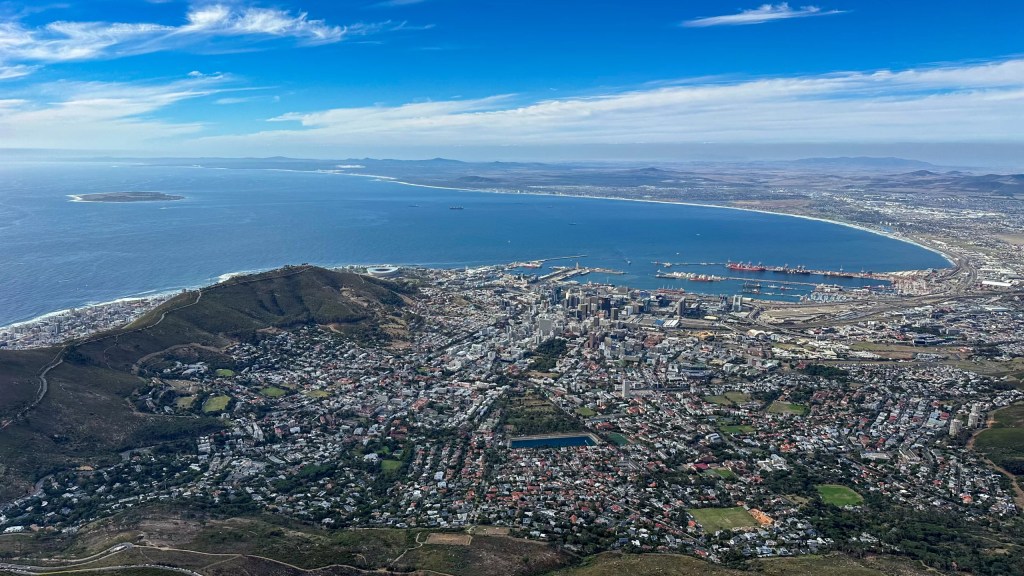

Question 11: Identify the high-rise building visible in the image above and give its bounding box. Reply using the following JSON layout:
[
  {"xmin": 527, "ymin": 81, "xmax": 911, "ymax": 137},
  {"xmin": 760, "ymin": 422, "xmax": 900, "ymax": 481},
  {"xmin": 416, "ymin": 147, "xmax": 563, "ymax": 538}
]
[{"xmin": 949, "ymin": 419, "xmax": 963, "ymax": 437}]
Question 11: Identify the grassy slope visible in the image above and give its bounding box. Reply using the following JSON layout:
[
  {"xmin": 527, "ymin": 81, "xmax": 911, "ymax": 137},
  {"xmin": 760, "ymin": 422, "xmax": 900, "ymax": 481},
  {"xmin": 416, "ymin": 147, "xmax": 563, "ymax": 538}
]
[
  {"xmin": 0, "ymin": 266, "xmax": 414, "ymax": 501},
  {"xmin": 549, "ymin": 552, "xmax": 941, "ymax": 576},
  {"xmin": 0, "ymin": 358, "xmax": 224, "ymax": 501},
  {"xmin": 0, "ymin": 348, "xmax": 59, "ymax": 414},
  {"xmin": 1, "ymin": 509, "xmax": 563, "ymax": 576},
  {"xmin": 73, "ymin": 266, "xmax": 411, "ymax": 373},
  {"xmin": 395, "ymin": 535, "xmax": 569, "ymax": 576},
  {"xmin": 975, "ymin": 403, "xmax": 1024, "ymax": 478},
  {"xmin": 0, "ymin": 505, "xmax": 944, "ymax": 576}
]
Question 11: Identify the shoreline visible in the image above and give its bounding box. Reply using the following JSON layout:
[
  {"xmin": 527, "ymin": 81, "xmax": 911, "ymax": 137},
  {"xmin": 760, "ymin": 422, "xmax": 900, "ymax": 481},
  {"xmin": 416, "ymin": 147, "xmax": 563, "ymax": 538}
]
[
  {"xmin": 5, "ymin": 167, "xmax": 955, "ymax": 330},
  {"xmin": 0, "ymin": 291, "xmax": 181, "ymax": 333},
  {"xmin": 325, "ymin": 170, "xmax": 957, "ymax": 267}
]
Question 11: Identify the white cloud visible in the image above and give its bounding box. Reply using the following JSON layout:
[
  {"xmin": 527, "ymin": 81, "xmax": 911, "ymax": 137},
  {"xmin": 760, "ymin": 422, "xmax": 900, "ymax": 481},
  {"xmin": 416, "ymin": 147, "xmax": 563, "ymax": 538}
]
[
  {"xmin": 180, "ymin": 4, "xmax": 344, "ymax": 44},
  {"xmin": 0, "ymin": 75, "xmax": 228, "ymax": 148},
  {"xmin": 192, "ymin": 59, "xmax": 1024, "ymax": 153},
  {"xmin": 215, "ymin": 96, "xmax": 259, "ymax": 105},
  {"xmin": 0, "ymin": 63, "xmax": 36, "ymax": 79},
  {"xmin": 0, "ymin": 3, "xmax": 405, "ymax": 73},
  {"xmin": 7, "ymin": 57, "xmax": 1023, "ymax": 156},
  {"xmin": 683, "ymin": 3, "xmax": 843, "ymax": 27},
  {"xmin": 371, "ymin": 0, "xmax": 428, "ymax": 7}
]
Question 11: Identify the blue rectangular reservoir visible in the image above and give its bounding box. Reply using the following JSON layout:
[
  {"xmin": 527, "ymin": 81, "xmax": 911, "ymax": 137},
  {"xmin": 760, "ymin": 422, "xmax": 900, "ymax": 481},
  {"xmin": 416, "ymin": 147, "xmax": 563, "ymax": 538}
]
[{"xmin": 510, "ymin": 435, "xmax": 597, "ymax": 449}]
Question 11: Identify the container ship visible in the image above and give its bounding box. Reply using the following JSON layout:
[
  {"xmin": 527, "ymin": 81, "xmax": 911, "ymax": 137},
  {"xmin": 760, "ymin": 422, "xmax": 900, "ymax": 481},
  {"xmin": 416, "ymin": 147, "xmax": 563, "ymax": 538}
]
[
  {"xmin": 769, "ymin": 264, "xmax": 812, "ymax": 275},
  {"xmin": 656, "ymin": 271, "xmax": 724, "ymax": 282},
  {"xmin": 726, "ymin": 261, "xmax": 767, "ymax": 272}
]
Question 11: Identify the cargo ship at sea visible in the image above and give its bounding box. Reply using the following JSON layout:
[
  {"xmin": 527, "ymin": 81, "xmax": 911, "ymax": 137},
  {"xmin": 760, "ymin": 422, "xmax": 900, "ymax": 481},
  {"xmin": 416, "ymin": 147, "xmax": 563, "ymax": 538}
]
[
  {"xmin": 727, "ymin": 262, "xmax": 872, "ymax": 280},
  {"xmin": 769, "ymin": 264, "xmax": 812, "ymax": 275},
  {"xmin": 656, "ymin": 271, "xmax": 724, "ymax": 282},
  {"xmin": 726, "ymin": 261, "xmax": 767, "ymax": 272}
]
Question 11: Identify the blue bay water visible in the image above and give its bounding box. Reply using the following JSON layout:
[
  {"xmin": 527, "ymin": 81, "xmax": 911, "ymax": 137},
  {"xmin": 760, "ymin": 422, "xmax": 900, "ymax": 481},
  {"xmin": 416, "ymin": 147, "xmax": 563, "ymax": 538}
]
[{"xmin": 0, "ymin": 162, "xmax": 950, "ymax": 327}]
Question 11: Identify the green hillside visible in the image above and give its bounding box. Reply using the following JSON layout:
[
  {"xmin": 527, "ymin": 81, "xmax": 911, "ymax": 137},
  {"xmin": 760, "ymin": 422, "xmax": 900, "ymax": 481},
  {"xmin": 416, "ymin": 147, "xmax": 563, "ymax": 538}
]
[
  {"xmin": 71, "ymin": 265, "xmax": 414, "ymax": 373},
  {"xmin": 0, "ymin": 266, "xmax": 416, "ymax": 501}
]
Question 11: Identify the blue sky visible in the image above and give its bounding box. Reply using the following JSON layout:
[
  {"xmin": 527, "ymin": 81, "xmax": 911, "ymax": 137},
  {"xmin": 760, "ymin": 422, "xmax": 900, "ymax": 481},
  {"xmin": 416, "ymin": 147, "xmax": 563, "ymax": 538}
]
[{"xmin": 1, "ymin": 1, "xmax": 1023, "ymax": 163}]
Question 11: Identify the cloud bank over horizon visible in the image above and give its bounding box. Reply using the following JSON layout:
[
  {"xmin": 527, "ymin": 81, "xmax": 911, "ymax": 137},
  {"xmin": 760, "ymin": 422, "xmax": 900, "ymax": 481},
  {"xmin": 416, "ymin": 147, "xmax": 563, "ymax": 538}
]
[
  {"xmin": 0, "ymin": 1, "xmax": 1021, "ymax": 166},
  {"xmin": 6, "ymin": 57, "xmax": 1019, "ymax": 157}
]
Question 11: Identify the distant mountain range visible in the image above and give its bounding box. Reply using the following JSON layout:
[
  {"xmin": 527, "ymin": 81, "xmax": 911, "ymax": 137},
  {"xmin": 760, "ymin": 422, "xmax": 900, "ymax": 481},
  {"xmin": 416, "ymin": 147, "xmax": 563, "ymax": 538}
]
[{"xmin": 784, "ymin": 156, "xmax": 942, "ymax": 171}]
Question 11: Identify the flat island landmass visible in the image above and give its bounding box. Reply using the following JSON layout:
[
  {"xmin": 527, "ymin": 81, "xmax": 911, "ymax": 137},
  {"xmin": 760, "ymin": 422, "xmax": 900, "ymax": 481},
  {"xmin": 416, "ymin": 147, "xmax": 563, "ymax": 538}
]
[{"xmin": 71, "ymin": 191, "xmax": 184, "ymax": 202}]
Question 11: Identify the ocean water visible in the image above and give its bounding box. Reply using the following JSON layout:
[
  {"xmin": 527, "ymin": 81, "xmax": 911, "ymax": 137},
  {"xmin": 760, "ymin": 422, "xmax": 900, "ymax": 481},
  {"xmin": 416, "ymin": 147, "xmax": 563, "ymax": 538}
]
[{"xmin": 0, "ymin": 162, "xmax": 950, "ymax": 327}]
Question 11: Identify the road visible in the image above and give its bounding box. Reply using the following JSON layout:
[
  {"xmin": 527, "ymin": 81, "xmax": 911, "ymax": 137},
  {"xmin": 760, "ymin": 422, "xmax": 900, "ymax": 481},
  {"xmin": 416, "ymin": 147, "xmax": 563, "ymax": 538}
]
[{"xmin": 1, "ymin": 264, "xmax": 319, "ymax": 433}]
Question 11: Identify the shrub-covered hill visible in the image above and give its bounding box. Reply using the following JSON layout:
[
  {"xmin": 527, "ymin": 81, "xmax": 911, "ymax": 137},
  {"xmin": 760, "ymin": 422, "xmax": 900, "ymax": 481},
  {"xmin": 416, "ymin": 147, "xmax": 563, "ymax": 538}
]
[
  {"xmin": 0, "ymin": 265, "xmax": 417, "ymax": 501},
  {"xmin": 69, "ymin": 265, "xmax": 416, "ymax": 373}
]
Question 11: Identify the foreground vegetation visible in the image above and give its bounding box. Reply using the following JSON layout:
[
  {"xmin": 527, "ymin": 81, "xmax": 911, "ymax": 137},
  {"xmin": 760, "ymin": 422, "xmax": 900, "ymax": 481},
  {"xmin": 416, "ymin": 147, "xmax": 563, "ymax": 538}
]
[
  {"xmin": 975, "ymin": 403, "xmax": 1024, "ymax": 478},
  {"xmin": 0, "ymin": 505, "xmax": 956, "ymax": 576},
  {"xmin": 499, "ymin": 389, "xmax": 584, "ymax": 436}
]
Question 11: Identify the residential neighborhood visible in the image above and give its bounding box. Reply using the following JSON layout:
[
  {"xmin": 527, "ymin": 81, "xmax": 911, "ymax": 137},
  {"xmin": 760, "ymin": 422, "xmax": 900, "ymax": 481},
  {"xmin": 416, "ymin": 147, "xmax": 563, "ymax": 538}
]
[{"xmin": 3, "ymin": 265, "xmax": 1022, "ymax": 565}]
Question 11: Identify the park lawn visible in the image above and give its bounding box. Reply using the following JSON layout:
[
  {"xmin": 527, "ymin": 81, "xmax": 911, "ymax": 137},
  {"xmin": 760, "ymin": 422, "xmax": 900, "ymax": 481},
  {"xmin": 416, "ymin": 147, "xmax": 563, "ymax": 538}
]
[
  {"xmin": 175, "ymin": 396, "xmax": 196, "ymax": 409},
  {"xmin": 848, "ymin": 342, "xmax": 924, "ymax": 360},
  {"xmin": 768, "ymin": 401, "xmax": 808, "ymax": 415},
  {"xmin": 713, "ymin": 468, "xmax": 737, "ymax": 480},
  {"xmin": 202, "ymin": 395, "xmax": 230, "ymax": 413},
  {"xmin": 576, "ymin": 407, "xmax": 597, "ymax": 417},
  {"xmin": 720, "ymin": 424, "xmax": 754, "ymax": 435},
  {"xmin": 304, "ymin": 390, "xmax": 330, "ymax": 398},
  {"xmin": 607, "ymin": 432, "xmax": 630, "ymax": 446},
  {"xmin": 705, "ymin": 395, "xmax": 733, "ymax": 406},
  {"xmin": 214, "ymin": 369, "xmax": 235, "ymax": 378},
  {"xmin": 688, "ymin": 507, "xmax": 757, "ymax": 533},
  {"xmin": 381, "ymin": 459, "xmax": 403, "ymax": 475},
  {"xmin": 260, "ymin": 386, "xmax": 287, "ymax": 398},
  {"xmin": 724, "ymin": 391, "xmax": 751, "ymax": 404},
  {"xmin": 816, "ymin": 484, "xmax": 863, "ymax": 506}
]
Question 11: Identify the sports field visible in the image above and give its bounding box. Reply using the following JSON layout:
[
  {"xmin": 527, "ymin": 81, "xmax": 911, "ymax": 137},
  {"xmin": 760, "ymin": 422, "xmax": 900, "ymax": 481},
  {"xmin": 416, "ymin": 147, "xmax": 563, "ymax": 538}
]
[
  {"xmin": 768, "ymin": 401, "xmax": 808, "ymax": 415},
  {"xmin": 202, "ymin": 395, "xmax": 230, "ymax": 413},
  {"xmin": 816, "ymin": 484, "xmax": 863, "ymax": 506},
  {"xmin": 688, "ymin": 507, "xmax": 757, "ymax": 532}
]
